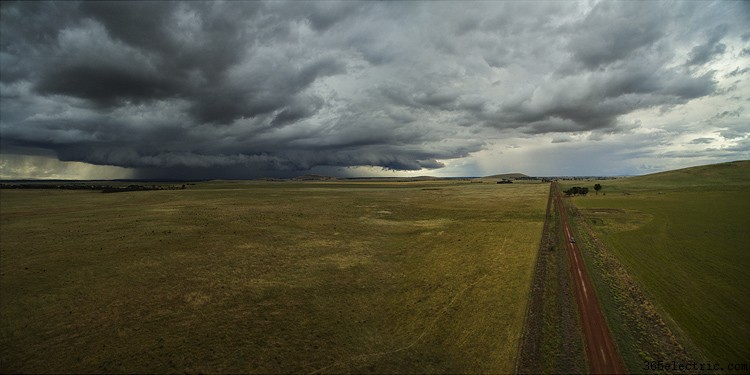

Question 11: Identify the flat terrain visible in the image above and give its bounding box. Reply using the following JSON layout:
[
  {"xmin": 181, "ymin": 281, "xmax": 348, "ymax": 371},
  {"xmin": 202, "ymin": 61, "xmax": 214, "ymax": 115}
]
[
  {"xmin": 0, "ymin": 181, "xmax": 548, "ymax": 373},
  {"xmin": 566, "ymin": 161, "xmax": 750, "ymax": 366}
]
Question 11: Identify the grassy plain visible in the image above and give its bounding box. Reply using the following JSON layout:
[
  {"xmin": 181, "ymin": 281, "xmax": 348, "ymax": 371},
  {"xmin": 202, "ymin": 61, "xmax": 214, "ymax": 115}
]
[
  {"xmin": 0, "ymin": 180, "xmax": 548, "ymax": 373},
  {"xmin": 564, "ymin": 161, "xmax": 750, "ymax": 366}
]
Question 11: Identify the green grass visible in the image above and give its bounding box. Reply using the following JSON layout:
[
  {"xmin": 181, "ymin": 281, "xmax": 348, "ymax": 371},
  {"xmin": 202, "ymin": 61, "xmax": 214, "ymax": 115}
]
[
  {"xmin": 0, "ymin": 181, "xmax": 548, "ymax": 373},
  {"xmin": 565, "ymin": 160, "xmax": 750, "ymax": 365}
]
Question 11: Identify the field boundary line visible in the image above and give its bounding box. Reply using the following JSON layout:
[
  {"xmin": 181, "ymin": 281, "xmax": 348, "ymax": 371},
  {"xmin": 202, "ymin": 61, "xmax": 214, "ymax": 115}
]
[{"xmin": 514, "ymin": 182, "xmax": 553, "ymax": 374}]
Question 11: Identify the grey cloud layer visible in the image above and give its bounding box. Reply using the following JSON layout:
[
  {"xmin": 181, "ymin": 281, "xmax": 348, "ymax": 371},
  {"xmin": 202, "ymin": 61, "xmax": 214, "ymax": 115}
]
[{"xmin": 1, "ymin": 1, "xmax": 747, "ymax": 177}]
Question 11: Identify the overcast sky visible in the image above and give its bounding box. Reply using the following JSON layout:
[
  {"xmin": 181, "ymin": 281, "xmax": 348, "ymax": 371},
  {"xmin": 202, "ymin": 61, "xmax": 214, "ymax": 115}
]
[{"xmin": 1, "ymin": 1, "xmax": 748, "ymax": 179}]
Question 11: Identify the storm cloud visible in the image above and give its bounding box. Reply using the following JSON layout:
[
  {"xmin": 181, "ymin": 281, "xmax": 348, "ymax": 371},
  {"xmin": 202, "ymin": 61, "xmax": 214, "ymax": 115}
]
[{"xmin": 1, "ymin": 1, "xmax": 748, "ymax": 178}]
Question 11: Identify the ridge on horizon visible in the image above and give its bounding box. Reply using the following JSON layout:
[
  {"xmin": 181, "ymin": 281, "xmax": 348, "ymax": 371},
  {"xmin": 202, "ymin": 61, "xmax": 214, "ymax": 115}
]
[{"xmin": 2, "ymin": 160, "xmax": 747, "ymax": 183}]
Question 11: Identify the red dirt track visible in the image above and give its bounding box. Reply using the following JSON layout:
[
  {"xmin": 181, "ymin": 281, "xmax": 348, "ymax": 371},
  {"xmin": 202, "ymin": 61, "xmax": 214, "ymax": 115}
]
[{"xmin": 554, "ymin": 183, "xmax": 625, "ymax": 374}]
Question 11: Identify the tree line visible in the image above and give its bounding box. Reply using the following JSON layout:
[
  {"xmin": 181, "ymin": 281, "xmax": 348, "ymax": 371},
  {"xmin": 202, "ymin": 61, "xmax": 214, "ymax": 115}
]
[
  {"xmin": 0, "ymin": 183, "xmax": 186, "ymax": 193},
  {"xmin": 564, "ymin": 183, "xmax": 602, "ymax": 196}
]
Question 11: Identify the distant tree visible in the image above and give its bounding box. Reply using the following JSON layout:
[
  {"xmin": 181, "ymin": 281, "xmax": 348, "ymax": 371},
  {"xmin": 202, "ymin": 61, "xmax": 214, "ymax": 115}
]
[
  {"xmin": 594, "ymin": 183, "xmax": 602, "ymax": 195},
  {"xmin": 564, "ymin": 186, "xmax": 580, "ymax": 196},
  {"xmin": 564, "ymin": 186, "xmax": 591, "ymax": 196}
]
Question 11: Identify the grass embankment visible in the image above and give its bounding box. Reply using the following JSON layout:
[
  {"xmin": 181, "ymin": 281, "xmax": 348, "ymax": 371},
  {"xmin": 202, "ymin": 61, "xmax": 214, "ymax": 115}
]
[
  {"xmin": 563, "ymin": 160, "xmax": 750, "ymax": 369},
  {"xmin": 0, "ymin": 181, "xmax": 548, "ymax": 373}
]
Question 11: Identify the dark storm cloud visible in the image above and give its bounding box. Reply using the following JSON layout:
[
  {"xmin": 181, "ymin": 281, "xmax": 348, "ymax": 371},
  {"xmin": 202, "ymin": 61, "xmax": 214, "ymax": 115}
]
[
  {"xmin": 712, "ymin": 107, "xmax": 744, "ymax": 120},
  {"xmin": 1, "ymin": 1, "xmax": 746, "ymax": 178},
  {"xmin": 567, "ymin": 1, "xmax": 668, "ymax": 70},
  {"xmin": 689, "ymin": 137, "xmax": 714, "ymax": 145},
  {"xmin": 686, "ymin": 24, "xmax": 729, "ymax": 67},
  {"xmin": 28, "ymin": 1, "xmax": 345, "ymax": 124},
  {"xmin": 726, "ymin": 67, "xmax": 750, "ymax": 78},
  {"xmin": 487, "ymin": 63, "xmax": 717, "ymax": 134}
]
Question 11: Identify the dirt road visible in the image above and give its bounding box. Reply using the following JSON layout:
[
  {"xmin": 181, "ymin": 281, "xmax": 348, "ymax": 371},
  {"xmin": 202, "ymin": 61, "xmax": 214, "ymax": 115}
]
[{"xmin": 554, "ymin": 183, "xmax": 624, "ymax": 374}]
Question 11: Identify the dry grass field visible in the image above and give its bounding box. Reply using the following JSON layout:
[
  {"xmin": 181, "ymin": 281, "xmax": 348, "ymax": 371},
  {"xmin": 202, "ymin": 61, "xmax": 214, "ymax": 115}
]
[{"xmin": 0, "ymin": 180, "xmax": 548, "ymax": 373}]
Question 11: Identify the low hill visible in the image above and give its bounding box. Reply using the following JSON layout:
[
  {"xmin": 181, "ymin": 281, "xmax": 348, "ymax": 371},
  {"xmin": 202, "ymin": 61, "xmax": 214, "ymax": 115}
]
[
  {"xmin": 640, "ymin": 160, "xmax": 749, "ymax": 180},
  {"xmin": 483, "ymin": 172, "xmax": 529, "ymax": 179},
  {"xmin": 606, "ymin": 160, "xmax": 750, "ymax": 192}
]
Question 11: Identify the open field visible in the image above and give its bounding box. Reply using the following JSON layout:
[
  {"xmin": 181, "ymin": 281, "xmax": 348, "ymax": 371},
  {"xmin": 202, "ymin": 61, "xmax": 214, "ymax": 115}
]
[
  {"xmin": 0, "ymin": 181, "xmax": 548, "ymax": 373},
  {"xmin": 563, "ymin": 161, "xmax": 750, "ymax": 367}
]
